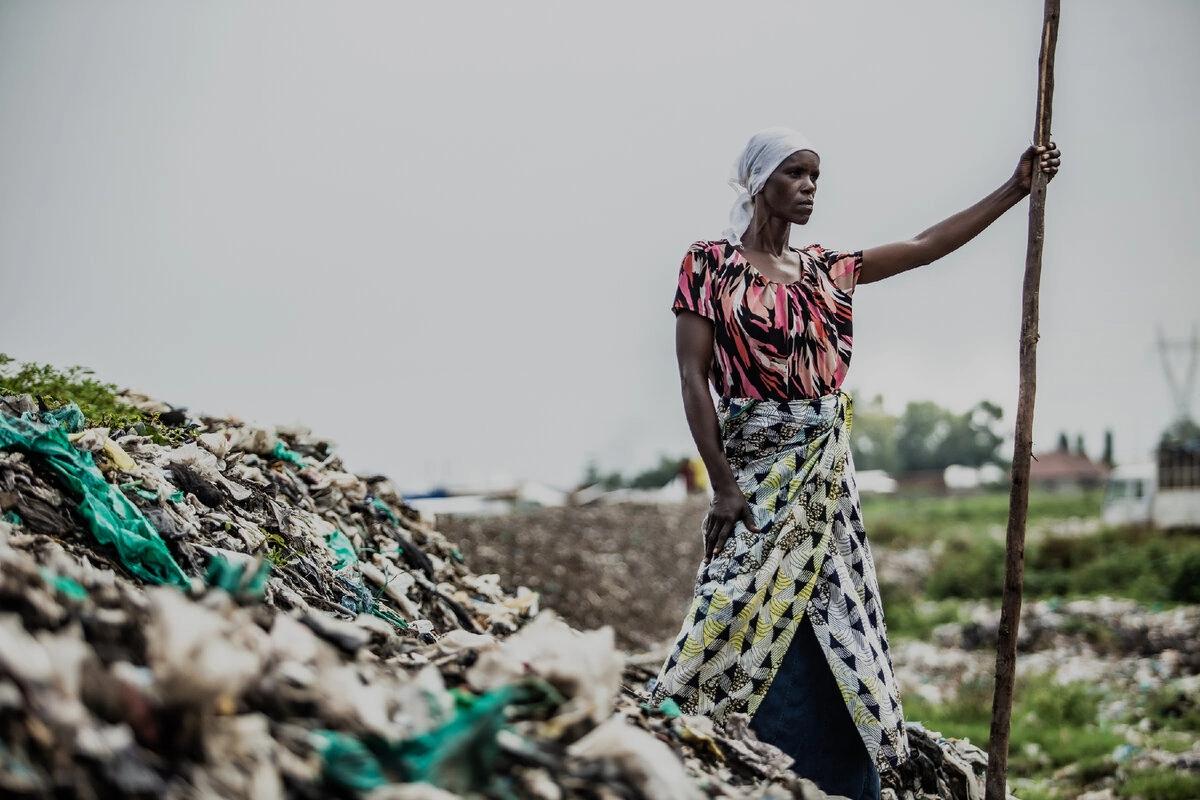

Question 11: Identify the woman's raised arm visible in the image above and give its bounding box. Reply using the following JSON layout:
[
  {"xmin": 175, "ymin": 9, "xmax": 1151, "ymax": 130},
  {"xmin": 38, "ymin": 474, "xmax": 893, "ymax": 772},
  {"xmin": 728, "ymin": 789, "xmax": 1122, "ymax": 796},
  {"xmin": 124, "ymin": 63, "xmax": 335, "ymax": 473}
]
[{"xmin": 859, "ymin": 142, "xmax": 1061, "ymax": 285}]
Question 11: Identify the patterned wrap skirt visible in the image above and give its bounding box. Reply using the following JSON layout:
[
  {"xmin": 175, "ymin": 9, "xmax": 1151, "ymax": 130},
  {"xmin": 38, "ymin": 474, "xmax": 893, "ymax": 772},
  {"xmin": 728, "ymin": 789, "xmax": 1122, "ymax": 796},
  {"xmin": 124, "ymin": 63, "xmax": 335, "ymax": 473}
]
[{"xmin": 647, "ymin": 389, "xmax": 911, "ymax": 776}]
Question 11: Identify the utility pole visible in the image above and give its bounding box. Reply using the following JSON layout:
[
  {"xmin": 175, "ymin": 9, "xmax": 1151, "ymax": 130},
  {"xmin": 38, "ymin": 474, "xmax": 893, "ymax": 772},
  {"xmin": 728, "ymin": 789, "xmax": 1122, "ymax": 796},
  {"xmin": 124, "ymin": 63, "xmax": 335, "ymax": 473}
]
[{"xmin": 1156, "ymin": 324, "xmax": 1199, "ymax": 425}]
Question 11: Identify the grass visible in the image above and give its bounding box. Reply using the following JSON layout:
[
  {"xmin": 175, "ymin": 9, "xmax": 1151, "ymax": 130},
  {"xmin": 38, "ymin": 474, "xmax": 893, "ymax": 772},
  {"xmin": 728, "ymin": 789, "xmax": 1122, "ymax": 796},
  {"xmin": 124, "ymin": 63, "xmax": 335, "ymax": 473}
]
[
  {"xmin": 861, "ymin": 488, "xmax": 1103, "ymax": 547},
  {"xmin": 910, "ymin": 524, "xmax": 1200, "ymax": 606},
  {"xmin": 1141, "ymin": 685, "xmax": 1200, "ymax": 734},
  {"xmin": 1009, "ymin": 783, "xmax": 1058, "ymax": 800},
  {"xmin": 909, "ymin": 670, "xmax": 1200, "ymax": 797},
  {"xmin": 904, "ymin": 671, "xmax": 1125, "ymax": 778},
  {"xmin": 878, "ymin": 593, "xmax": 966, "ymax": 640},
  {"xmin": 1008, "ymin": 781, "xmax": 1061, "ymax": 800},
  {"xmin": 863, "ymin": 487, "xmax": 1200, "ymax": 608},
  {"xmin": 1116, "ymin": 769, "xmax": 1200, "ymax": 800},
  {"xmin": 1143, "ymin": 729, "xmax": 1197, "ymax": 754}
]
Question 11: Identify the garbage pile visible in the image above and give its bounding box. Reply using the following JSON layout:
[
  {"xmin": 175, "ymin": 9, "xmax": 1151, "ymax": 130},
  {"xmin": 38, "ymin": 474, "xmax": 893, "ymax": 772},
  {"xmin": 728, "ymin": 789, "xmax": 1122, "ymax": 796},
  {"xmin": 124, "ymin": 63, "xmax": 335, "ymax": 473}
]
[
  {"xmin": 0, "ymin": 387, "xmax": 1001, "ymax": 799},
  {"xmin": 930, "ymin": 597, "xmax": 1200, "ymax": 668},
  {"xmin": 891, "ymin": 596, "xmax": 1200, "ymax": 706}
]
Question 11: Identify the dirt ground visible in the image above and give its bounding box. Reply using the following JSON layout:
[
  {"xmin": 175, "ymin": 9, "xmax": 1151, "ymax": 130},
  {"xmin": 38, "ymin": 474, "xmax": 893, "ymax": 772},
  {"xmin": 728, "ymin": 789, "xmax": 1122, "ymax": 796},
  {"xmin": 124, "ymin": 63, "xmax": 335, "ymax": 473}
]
[{"xmin": 439, "ymin": 495, "xmax": 712, "ymax": 652}]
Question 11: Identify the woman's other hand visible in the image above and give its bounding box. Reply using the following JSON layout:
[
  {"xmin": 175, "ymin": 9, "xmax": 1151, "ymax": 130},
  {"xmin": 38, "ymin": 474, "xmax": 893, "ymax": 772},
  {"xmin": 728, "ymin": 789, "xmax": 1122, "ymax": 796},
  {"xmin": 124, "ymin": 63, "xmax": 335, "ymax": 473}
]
[
  {"xmin": 703, "ymin": 486, "xmax": 762, "ymax": 563},
  {"xmin": 1011, "ymin": 140, "xmax": 1061, "ymax": 194}
]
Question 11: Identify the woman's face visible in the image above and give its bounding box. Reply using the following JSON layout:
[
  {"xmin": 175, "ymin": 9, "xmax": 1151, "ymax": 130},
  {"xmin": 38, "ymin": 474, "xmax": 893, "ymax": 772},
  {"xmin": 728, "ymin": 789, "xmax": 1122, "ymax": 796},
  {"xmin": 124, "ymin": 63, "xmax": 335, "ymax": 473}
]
[{"xmin": 757, "ymin": 149, "xmax": 819, "ymax": 225}]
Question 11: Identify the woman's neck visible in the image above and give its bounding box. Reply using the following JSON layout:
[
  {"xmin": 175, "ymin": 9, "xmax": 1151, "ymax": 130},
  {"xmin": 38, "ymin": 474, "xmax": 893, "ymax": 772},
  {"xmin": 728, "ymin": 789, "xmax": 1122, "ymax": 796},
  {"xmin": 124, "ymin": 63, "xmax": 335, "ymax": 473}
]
[{"xmin": 739, "ymin": 219, "xmax": 792, "ymax": 256}]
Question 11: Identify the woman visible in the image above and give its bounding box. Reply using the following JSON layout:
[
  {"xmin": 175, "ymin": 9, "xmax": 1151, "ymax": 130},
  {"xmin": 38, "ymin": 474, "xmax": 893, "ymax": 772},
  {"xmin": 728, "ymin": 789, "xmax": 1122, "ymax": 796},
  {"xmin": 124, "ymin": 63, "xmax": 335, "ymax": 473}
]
[{"xmin": 648, "ymin": 127, "xmax": 1060, "ymax": 800}]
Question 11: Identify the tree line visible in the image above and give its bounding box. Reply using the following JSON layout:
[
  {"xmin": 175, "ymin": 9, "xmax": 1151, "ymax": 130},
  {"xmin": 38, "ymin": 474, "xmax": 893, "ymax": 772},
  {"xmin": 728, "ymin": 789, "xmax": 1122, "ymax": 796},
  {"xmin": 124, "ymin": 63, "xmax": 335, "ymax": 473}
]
[
  {"xmin": 581, "ymin": 394, "xmax": 1009, "ymax": 490},
  {"xmin": 850, "ymin": 394, "xmax": 1007, "ymax": 475},
  {"xmin": 581, "ymin": 394, "xmax": 1120, "ymax": 490}
]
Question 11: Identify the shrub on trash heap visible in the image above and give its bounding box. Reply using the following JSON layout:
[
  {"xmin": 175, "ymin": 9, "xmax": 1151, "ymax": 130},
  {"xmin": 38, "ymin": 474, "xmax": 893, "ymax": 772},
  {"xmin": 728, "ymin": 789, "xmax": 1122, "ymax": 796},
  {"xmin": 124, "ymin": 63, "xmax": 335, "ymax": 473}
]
[{"xmin": 0, "ymin": 353, "xmax": 189, "ymax": 445}]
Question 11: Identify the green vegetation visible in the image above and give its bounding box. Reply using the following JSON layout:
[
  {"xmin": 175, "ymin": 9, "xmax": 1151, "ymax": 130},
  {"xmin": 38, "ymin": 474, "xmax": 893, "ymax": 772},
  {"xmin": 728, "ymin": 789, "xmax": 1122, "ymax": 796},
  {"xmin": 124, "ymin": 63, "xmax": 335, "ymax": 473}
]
[
  {"xmin": 848, "ymin": 392, "xmax": 1007, "ymax": 474},
  {"xmin": 1007, "ymin": 783, "xmax": 1058, "ymax": 800},
  {"xmin": 1025, "ymin": 526, "xmax": 1200, "ymax": 605},
  {"xmin": 263, "ymin": 530, "xmax": 297, "ymax": 568},
  {"xmin": 1116, "ymin": 769, "xmax": 1200, "ymax": 800},
  {"xmin": 581, "ymin": 454, "xmax": 687, "ymax": 491},
  {"xmin": 1142, "ymin": 685, "xmax": 1200, "ymax": 735},
  {"xmin": 875, "ymin": 490, "xmax": 1200, "ymax": 797},
  {"xmin": 877, "ymin": 594, "xmax": 966, "ymax": 640},
  {"xmin": 861, "ymin": 488, "xmax": 1103, "ymax": 547},
  {"xmin": 864, "ymin": 488, "xmax": 1197, "ymax": 608},
  {"xmin": 0, "ymin": 353, "xmax": 190, "ymax": 445},
  {"xmin": 908, "ymin": 667, "xmax": 1200, "ymax": 797},
  {"xmin": 920, "ymin": 524, "xmax": 1200, "ymax": 606},
  {"xmin": 904, "ymin": 671, "xmax": 1124, "ymax": 778}
]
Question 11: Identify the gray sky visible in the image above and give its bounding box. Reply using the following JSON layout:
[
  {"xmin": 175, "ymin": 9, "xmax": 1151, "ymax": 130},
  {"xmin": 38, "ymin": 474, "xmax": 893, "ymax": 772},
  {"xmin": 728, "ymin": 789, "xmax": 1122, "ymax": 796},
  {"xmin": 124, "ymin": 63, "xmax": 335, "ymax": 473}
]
[{"xmin": 2, "ymin": 1, "xmax": 1197, "ymax": 491}]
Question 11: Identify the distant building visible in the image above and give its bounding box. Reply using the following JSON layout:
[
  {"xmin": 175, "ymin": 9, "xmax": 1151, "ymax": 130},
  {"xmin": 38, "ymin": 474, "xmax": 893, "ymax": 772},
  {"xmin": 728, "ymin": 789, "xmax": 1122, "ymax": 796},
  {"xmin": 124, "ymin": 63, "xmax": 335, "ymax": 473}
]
[
  {"xmin": 1027, "ymin": 449, "xmax": 1110, "ymax": 492},
  {"xmin": 1101, "ymin": 462, "xmax": 1155, "ymax": 527},
  {"xmin": 1152, "ymin": 422, "xmax": 1200, "ymax": 528},
  {"xmin": 403, "ymin": 479, "xmax": 569, "ymax": 521},
  {"xmin": 893, "ymin": 468, "xmax": 948, "ymax": 495}
]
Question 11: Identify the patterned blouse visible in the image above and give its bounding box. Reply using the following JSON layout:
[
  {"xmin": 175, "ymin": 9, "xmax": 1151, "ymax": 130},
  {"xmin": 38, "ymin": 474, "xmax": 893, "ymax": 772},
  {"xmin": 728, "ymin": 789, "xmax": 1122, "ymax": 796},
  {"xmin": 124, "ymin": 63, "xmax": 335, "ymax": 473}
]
[{"xmin": 671, "ymin": 239, "xmax": 864, "ymax": 400}]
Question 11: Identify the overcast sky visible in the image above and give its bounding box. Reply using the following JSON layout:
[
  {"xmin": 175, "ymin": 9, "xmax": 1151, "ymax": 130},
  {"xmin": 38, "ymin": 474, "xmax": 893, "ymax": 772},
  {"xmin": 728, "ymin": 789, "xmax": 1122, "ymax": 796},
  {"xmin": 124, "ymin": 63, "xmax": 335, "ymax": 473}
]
[{"xmin": 1, "ymin": 1, "xmax": 1196, "ymax": 491}]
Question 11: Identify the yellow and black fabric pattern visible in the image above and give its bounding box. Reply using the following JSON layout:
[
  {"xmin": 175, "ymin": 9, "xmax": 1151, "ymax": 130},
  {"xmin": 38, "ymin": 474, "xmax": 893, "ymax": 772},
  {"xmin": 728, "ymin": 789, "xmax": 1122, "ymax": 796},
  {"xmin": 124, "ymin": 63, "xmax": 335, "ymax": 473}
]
[{"xmin": 648, "ymin": 389, "xmax": 911, "ymax": 772}]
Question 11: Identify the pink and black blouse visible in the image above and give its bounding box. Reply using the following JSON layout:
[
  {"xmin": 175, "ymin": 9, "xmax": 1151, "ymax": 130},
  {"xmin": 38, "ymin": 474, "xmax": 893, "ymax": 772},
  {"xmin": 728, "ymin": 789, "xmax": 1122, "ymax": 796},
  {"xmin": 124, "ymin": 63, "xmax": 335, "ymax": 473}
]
[{"xmin": 671, "ymin": 238, "xmax": 864, "ymax": 401}]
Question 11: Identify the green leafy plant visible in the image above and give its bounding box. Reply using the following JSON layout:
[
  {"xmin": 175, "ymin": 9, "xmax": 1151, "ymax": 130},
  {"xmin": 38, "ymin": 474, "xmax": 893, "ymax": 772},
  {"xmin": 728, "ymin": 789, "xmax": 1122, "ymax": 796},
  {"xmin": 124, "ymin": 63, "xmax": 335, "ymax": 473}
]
[
  {"xmin": 263, "ymin": 530, "xmax": 297, "ymax": 567},
  {"xmin": 0, "ymin": 353, "xmax": 190, "ymax": 445}
]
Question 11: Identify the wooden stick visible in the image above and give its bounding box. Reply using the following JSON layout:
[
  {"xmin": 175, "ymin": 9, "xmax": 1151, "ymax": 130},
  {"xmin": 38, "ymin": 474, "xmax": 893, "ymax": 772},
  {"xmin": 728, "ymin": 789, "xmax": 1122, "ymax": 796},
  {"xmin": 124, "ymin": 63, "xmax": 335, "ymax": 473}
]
[{"xmin": 985, "ymin": 2, "xmax": 1060, "ymax": 799}]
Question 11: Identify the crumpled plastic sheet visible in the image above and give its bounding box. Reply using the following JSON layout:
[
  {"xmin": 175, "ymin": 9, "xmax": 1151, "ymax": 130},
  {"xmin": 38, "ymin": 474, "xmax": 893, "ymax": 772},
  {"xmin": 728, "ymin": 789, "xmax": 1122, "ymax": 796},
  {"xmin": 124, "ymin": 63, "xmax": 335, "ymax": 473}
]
[
  {"xmin": 466, "ymin": 609, "xmax": 624, "ymax": 733},
  {"xmin": 567, "ymin": 713, "xmax": 704, "ymax": 800},
  {"xmin": 0, "ymin": 404, "xmax": 188, "ymax": 587}
]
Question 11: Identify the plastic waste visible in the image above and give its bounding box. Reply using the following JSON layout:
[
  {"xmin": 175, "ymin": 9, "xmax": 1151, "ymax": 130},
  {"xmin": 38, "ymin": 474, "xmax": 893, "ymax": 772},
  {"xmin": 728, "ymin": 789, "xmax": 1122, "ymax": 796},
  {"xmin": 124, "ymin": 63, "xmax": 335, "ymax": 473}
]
[
  {"xmin": 316, "ymin": 684, "xmax": 518, "ymax": 796},
  {"xmin": 205, "ymin": 552, "xmax": 272, "ymax": 600},
  {"xmin": 568, "ymin": 714, "xmax": 704, "ymax": 800},
  {"xmin": 467, "ymin": 609, "xmax": 623, "ymax": 730},
  {"xmin": 315, "ymin": 730, "xmax": 387, "ymax": 792},
  {"xmin": 0, "ymin": 378, "xmax": 1034, "ymax": 800},
  {"xmin": 0, "ymin": 406, "xmax": 188, "ymax": 587},
  {"xmin": 325, "ymin": 529, "xmax": 357, "ymax": 571},
  {"xmin": 272, "ymin": 440, "xmax": 306, "ymax": 467},
  {"xmin": 39, "ymin": 568, "xmax": 88, "ymax": 601}
]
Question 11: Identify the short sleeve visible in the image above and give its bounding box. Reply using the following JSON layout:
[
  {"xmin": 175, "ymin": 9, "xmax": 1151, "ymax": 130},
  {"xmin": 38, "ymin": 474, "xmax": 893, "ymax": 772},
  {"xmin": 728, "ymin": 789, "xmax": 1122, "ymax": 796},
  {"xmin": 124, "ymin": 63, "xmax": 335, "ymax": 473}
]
[
  {"xmin": 819, "ymin": 246, "xmax": 864, "ymax": 296},
  {"xmin": 670, "ymin": 240, "xmax": 717, "ymax": 322}
]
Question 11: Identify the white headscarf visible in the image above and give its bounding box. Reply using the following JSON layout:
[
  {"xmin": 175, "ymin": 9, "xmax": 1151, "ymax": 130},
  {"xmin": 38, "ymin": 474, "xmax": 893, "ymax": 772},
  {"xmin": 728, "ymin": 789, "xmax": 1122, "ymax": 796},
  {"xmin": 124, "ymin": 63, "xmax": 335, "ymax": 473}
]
[{"xmin": 722, "ymin": 126, "xmax": 820, "ymax": 247}]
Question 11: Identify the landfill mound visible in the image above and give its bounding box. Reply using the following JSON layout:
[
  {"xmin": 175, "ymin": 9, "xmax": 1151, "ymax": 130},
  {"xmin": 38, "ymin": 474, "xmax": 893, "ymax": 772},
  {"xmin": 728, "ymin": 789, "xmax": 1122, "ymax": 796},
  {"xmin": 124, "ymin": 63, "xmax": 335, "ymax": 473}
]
[{"xmin": 0, "ymin": 387, "xmax": 999, "ymax": 799}]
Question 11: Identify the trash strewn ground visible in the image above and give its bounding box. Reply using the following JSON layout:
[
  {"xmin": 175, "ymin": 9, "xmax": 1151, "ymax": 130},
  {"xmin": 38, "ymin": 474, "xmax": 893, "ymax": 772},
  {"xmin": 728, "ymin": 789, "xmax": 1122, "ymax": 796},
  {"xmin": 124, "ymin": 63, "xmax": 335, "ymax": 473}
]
[
  {"xmin": 445, "ymin": 500, "xmax": 1200, "ymax": 799},
  {"xmin": 442, "ymin": 502, "xmax": 710, "ymax": 652},
  {"xmin": 0, "ymin": 385, "xmax": 1005, "ymax": 799}
]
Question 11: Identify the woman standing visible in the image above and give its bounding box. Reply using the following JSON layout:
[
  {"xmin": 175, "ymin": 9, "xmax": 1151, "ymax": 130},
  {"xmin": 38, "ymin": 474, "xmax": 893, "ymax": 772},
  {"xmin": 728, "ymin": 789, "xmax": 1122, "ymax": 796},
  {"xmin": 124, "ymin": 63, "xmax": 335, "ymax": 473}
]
[{"xmin": 648, "ymin": 127, "xmax": 1060, "ymax": 800}]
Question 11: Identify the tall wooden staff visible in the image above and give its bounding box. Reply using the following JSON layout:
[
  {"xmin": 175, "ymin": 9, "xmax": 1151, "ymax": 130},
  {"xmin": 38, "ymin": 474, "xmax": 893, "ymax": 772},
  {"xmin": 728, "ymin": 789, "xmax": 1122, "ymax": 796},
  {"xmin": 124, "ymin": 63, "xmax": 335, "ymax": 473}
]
[{"xmin": 985, "ymin": 2, "xmax": 1060, "ymax": 799}]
